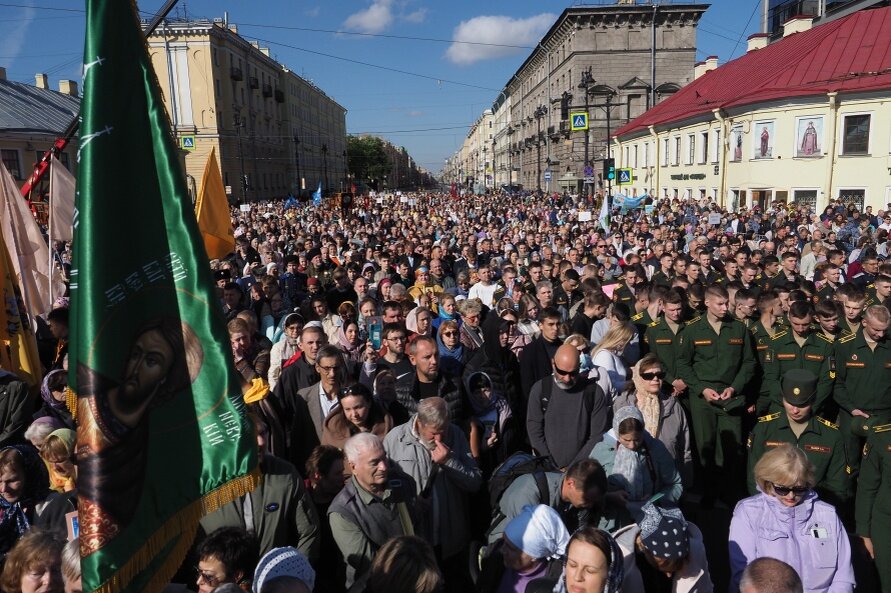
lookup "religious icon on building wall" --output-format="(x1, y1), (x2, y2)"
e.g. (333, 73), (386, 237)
(731, 125), (743, 162)
(752, 121), (774, 159)
(795, 116), (823, 157)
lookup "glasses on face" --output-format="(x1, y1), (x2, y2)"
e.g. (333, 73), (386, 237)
(639, 371), (666, 381)
(553, 366), (580, 377)
(317, 364), (340, 373)
(441, 331), (457, 337)
(771, 482), (809, 497)
(195, 568), (221, 588)
(387, 336), (407, 343)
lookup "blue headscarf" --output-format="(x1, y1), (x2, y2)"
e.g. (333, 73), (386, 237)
(0, 444), (50, 555)
(436, 327), (464, 377)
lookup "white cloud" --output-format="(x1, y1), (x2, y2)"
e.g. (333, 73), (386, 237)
(305, 6), (320, 17)
(343, 0), (394, 34)
(446, 13), (555, 65)
(2, 2), (35, 70)
(402, 8), (427, 24)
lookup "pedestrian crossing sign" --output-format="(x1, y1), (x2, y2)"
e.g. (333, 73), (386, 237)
(570, 112), (588, 131)
(180, 135), (196, 151)
(617, 168), (633, 185)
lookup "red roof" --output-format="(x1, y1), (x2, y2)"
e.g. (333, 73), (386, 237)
(614, 6), (891, 138)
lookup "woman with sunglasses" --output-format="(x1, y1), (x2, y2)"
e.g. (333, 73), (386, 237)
(612, 355), (693, 488)
(728, 444), (853, 593)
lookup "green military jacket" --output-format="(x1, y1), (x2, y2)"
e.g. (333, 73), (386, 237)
(651, 270), (672, 287)
(816, 282), (840, 302)
(747, 412), (850, 507)
(750, 320), (783, 362)
(856, 423), (891, 537)
(644, 317), (685, 385)
(833, 329), (891, 416)
(676, 315), (757, 398)
(613, 282), (635, 306)
(761, 329), (835, 412)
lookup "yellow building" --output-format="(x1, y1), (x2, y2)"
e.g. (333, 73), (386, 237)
(146, 18), (346, 202)
(613, 10), (891, 213)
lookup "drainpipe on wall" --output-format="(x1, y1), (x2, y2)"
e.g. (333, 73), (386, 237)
(649, 125), (659, 196)
(713, 108), (728, 208)
(824, 92), (839, 212)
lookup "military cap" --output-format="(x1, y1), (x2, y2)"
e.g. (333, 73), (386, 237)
(780, 369), (817, 407)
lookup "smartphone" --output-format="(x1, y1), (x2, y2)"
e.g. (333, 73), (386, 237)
(483, 420), (496, 440)
(368, 316), (383, 350)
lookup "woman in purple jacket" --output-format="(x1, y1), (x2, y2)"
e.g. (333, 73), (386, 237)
(728, 444), (854, 593)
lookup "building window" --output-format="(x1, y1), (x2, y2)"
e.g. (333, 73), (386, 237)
(842, 114), (870, 155)
(712, 129), (720, 163)
(633, 145), (638, 168)
(838, 188), (865, 211)
(1, 149), (20, 179)
(214, 79), (221, 98)
(212, 48), (219, 66)
(700, 131), (708, 164)
(643, 142), (649, 168)
(793, 189), (818, 210)
(673, 136), (681, 165)
(662, 138), (669, 166)
(687, 134), (695, 165)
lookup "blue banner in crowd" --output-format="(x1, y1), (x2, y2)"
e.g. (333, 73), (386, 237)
(312, 183), (322, 206)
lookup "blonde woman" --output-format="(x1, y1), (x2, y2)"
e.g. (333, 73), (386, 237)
(591, 324), (635, 400)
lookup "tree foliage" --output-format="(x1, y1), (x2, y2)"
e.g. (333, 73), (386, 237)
(347, 136), (391, 186)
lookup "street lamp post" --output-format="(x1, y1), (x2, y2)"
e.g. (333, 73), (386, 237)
(293, 134), (302, 197)
(321, 143), (329, 194)
(578, 67), (595, 197)
(534, 104), (547, 191)
(507, 127), (514, 188)
(234, 113), (247, 204)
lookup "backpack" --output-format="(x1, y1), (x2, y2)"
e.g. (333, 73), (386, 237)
(487, 452), (555, 511)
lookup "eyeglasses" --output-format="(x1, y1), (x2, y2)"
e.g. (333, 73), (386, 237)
(770, 482), (809, 497)
(440, 331), (457, 337)
(597, 244), (607, 248)
(387, 336), (407, 342)
(553, 366), (580, 376)
(195, 568), (221, 588)
(639, 371), (666, 381)
(317, 363), (340, 373)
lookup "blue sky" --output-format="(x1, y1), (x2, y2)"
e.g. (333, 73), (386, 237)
(0, 1), (762, 173)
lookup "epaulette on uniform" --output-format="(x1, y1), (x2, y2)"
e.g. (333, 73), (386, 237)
(648, 320), (660, 327)
(816, 417), (839, 430)
(631, 312), (644, 321)
(816, 332), (834, 343)
(770, 330), (788, 341)
(874, 423), (891, 434)
(758, 412), (781, 423)
(839, 333), (857, 344)
(686, 316), (702, 327)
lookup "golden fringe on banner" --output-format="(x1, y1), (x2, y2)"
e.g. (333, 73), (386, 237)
(90, 466), (261, 593)
(65, 386), (77, 420)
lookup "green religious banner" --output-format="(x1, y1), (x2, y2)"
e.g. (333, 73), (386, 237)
(70, 2), (259, 592)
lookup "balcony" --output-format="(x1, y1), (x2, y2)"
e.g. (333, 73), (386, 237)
(262, 83), (273, 98)
(249, 76), (259, 89)
(230, 66), (243, 81)
(274, 89), (285, 103)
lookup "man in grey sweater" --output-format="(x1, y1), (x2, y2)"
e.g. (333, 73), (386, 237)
(526, 344), (611, 469)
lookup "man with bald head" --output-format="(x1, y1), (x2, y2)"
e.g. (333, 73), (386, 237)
(526, 343), (611, 469)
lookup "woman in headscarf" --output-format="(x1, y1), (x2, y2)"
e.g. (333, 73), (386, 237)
(589, 406), (683, 531)
(435, 319), (469, 378)
(405, 306), (434, 341)
(477, 505), (569, 593)
(614, 502), (713, 593)
(431, 294), (459, 333)
(539, 525), (624, 593)
(463, 313), (522, 449)
(613, 355), (693, 488)
(464, 372), (514, 474)
(34, 370), (74, 430)
(269, 312), (304, 392)
(39, 429), (76, 494)
(0, 445), (50, 557)
(335, 321), (364, 364)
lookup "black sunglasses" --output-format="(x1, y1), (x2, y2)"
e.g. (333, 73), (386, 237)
(554, 366), (580, 376)
(640, 371), (666, 380)
(771, 482), (809, 497)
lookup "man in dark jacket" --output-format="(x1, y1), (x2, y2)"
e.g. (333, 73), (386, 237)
(526, 345), (610, 469)
(518, 307), (564, 397)
(395, 336), (465, 425)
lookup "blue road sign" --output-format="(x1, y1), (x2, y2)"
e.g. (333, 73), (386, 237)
(617, 168), (633, 185)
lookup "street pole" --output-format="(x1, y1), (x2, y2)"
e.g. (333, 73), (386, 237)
(507, 128), (513, 188)
(322, 144), (329, 194)
(293, 134), (302, 196)
(234, 114), (247, 204)
(606, 94), (612, 205)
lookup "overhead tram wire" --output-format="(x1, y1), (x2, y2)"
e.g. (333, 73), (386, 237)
(729, 0), (762, 59)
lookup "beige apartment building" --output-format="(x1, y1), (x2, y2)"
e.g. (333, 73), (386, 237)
(146, 17), (346, 202)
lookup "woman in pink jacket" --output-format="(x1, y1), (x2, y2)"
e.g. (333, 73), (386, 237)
(728, 444), (854, 593)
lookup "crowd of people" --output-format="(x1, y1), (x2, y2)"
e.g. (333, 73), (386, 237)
(3, 189), (891, 593)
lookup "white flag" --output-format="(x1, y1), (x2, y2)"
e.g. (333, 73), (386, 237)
(49, 156), (75, 242)
(598, 195), (610, 235)
(0, 162), (63, 316)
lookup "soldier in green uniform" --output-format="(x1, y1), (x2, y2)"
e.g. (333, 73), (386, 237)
(747, 369), (850, 509)
(644, 288), (688, 396)
(836, 283), (866, 338)
(758, 255), (781, 290)
(651, 253), (674, 288)
(764, 252), (801, 291)
(677, 284), (757, 502)
(815, 264), (843, 302)
(856, 421), (891, 593)
(760, 301), (835, 415)
(834, 304), (891, 476)
(612, 265), (642, 306)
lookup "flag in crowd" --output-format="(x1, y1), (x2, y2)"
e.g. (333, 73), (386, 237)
(49, 155), (75, 243)
(0, 230), (41, 387)
(70, 1), (258, 592)
(0, 160), (63, 317)
(195, 147), (236, 261)
(312, 182), (322, 206)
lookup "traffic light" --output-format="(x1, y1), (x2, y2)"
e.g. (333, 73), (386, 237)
(603, 158), (616, 181)
(560, 92), (570, 121)
(241, 174), (249, 190)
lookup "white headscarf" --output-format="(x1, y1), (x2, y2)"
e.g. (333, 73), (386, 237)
(503, 504), (570, 561)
